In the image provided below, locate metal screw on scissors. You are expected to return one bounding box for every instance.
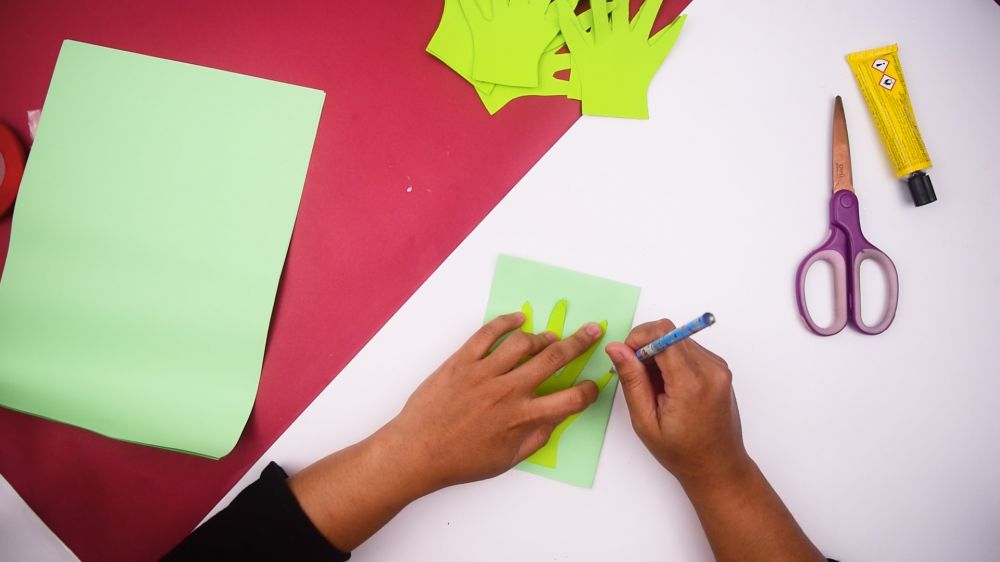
[795,96,899,336]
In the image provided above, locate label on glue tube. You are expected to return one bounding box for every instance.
[845,44,932,179]
[846,44,937,206]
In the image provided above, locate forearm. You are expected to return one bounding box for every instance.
[681,460,825,562]
[285,314,604,552]
[287,425,434,552]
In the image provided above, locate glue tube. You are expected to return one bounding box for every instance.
[846,45,936,206]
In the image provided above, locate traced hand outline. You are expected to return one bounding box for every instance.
[459,0,580,87]
[557,0,687,118]
[519,299,615,469]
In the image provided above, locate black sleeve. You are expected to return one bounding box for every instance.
[162,462,350,561]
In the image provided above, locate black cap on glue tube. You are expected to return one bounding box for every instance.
[0,123,26,217]
[906,170,936,207]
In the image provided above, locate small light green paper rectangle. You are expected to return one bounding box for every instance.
[0,40,325,459]
[483,255,640,487]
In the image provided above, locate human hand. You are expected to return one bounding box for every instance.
[386,311,605,492]
[605,319,751,489]
[606,321,828,561]
[286,312,603,551]
[289,317,823,557]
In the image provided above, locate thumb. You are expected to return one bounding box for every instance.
[606,342,657,430]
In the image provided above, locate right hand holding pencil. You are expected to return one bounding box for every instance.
[608,321,828,561]
[605,319,750,488]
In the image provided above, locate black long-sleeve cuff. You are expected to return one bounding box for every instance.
[163,462,350,561]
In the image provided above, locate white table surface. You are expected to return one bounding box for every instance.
[6,0,1000,560]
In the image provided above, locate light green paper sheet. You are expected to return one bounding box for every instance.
[483,255,640,487]
[0,41,325,459]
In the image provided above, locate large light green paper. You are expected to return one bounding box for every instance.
[484,255,640,487]
[557,0,687,119]
[0,41,325,459]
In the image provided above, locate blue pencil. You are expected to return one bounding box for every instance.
[634,313,716,362]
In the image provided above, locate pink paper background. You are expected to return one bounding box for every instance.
[0,1,690,559]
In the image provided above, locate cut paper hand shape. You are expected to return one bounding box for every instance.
[518,299,615,469]
[426,0,495,94]
[428,0,687,119]
[475,5,611,113]
[430,1,609,113]
[477,50,572,114]
[484,255,640,487]
[557,0,687,119]
[459,0,578,87]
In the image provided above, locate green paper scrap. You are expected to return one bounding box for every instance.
[484,255,640,488]
[557,0,687,119]
[460,0,577,87]
[0,41,324,459]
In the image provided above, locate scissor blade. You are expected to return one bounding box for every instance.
[832,96,854,193]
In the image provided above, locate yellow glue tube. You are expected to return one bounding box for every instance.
[846,44,937,206]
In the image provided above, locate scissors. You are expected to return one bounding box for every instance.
[795,96,899,336]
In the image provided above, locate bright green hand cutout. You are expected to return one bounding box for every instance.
[427,0,495,94]
[475,4,609,114]
[476,51,571,114]
[519,299,615,469]
[460,0,579,87]
[529,371,615,468]
[557,0,687,119]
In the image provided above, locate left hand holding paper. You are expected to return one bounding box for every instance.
[389,311,605,489]
[287,311,605,551]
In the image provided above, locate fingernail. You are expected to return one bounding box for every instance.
[585,323,602,338]
[513,311,525,323]
[608,349,623,362]
[543,331,558,342]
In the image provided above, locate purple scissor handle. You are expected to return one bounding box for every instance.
[795,190,899,336]
[795,96,899,336]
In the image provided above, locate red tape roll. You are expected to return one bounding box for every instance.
[0,123,26,217]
